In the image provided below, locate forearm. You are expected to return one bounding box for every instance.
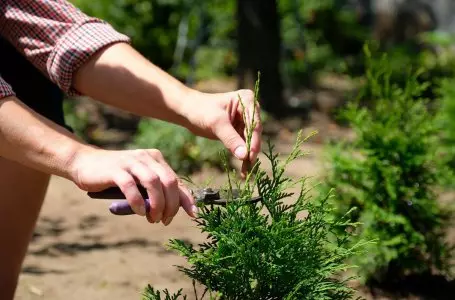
[0,97,87,179]
[73,43,198,128]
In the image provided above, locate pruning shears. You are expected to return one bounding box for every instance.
[87,185,262,215]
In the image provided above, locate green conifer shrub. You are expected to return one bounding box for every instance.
[320,45,454,284]
[140,78,366,299]
[142,131,365,300]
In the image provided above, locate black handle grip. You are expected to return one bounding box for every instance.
[87,185,148,199]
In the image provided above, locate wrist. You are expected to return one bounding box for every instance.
[174,88,201,125]
[64,142,98,183]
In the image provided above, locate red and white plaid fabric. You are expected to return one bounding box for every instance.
[0,0,131,99]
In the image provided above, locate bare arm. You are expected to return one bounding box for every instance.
[73,43,195,129]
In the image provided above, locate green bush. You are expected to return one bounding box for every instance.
[130,119,225,175]
[141,130,366,300]
[320,46,454,284]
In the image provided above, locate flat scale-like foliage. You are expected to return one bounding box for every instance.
[142,130,365,300]
[142,75,365,299]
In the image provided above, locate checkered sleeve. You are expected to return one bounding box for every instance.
[0,76,15,99]
[0,0,131,96]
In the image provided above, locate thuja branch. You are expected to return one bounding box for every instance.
[238,71,261,155]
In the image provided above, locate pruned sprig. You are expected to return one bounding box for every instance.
[238,71,261,156]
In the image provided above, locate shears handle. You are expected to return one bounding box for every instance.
[107,199,150,215]
[87,186,149,215]
[87,185,148,199]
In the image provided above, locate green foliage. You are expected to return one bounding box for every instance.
[321,46,454,283]
[142,131,365,299]
[142,286,187,300]
[131,119,225,175]
[141,77,365,299]
[368,43,455,103]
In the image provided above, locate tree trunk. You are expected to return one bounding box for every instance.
[237,0,285,117]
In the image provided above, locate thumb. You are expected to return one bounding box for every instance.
[215,123,248,160]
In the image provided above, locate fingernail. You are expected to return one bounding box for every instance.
[234,146,247,159]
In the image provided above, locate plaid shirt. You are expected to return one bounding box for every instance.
[0,0,131,99]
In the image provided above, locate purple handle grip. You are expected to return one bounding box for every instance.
[109,199,150,215]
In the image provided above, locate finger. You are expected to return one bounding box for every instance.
[229,92,240,122]
[113,171,147,216]
[128,161,165,223]
[178,181,197,218]
[143,150,180,225]
[214,120,248,161]
[241,161,250,179]
[150,161,179,226]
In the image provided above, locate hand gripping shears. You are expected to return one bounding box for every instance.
[87,185,262,215]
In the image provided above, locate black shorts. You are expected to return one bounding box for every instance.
[0,37,72,133]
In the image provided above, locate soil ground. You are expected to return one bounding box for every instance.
[13,80,455,300]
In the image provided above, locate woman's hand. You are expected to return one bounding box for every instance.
[181,89,262,177]
[69,146,196,225]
